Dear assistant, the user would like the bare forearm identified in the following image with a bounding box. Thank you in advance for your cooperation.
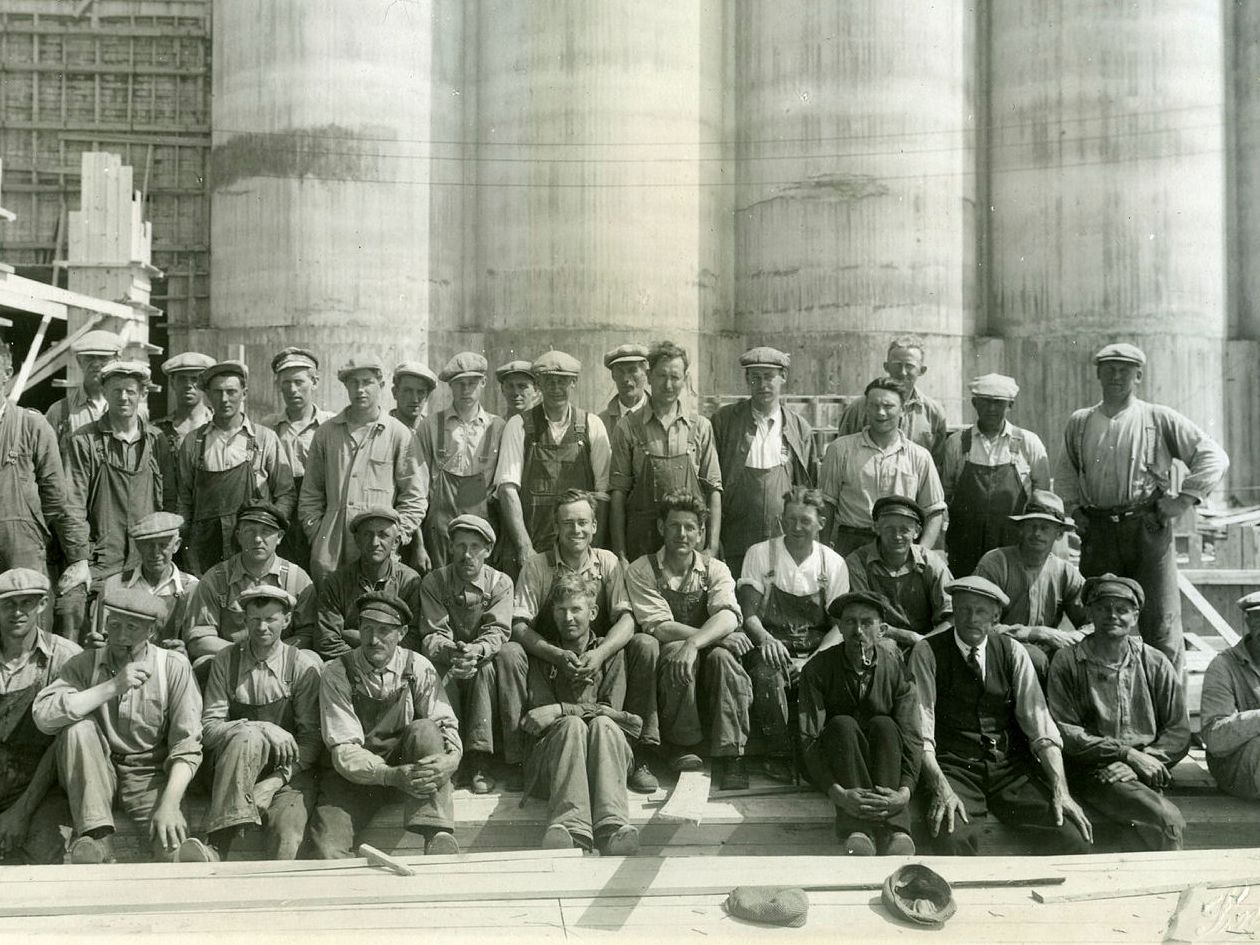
[513,622,568,665]
[706,491,722,551]
[157,762,195,810]
[920,512,943,547]
[1036,744,1070,797]
[500,487,533,552]
[593,615,634,658]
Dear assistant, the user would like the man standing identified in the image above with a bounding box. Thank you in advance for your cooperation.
[177,361,295,576]
[44,329,123,445]
[1199,592,1260,799]
[299,356,428,583]
[185,585,324,862]
[154,352,215,456]
[623,491,750,789]
[940,374,1050,577]
[610,341,722,563]
[34,584,202,863]
[495,360,537,421]
[390,362,438,433]
[316,508,423,660]
[310,592,461,857]
[820,378,946,555]
[417,352,506,571]
[909,575,1093,856]
[1054,343,1229,676]
[712,347,817,580]
[261,347,334,574]
[834,336,949,462]
[1048,574,1188,851]
[494,351,612,559]
[597,344,649,435]
[0,569,79,864]
[798,590,921,856]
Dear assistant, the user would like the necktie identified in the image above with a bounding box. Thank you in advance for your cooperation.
[967,645,983,682]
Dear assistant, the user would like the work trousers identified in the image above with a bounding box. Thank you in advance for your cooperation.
[658,644,751,757]
[1207,737,1260,800]
[205,726,319,859]
[745,649,804,757]
[804,715,911,838]
[437,659,497,756]
[526,714,634,846]
[1069,769,1184,851]
[0,788,72,865]
[308,719,454,859]
[1080,513,1183,677]
[497,634,661,764]
[55,720,182,861]
[922,752,1093,856]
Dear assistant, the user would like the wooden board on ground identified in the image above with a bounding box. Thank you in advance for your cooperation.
[656,769,711,825]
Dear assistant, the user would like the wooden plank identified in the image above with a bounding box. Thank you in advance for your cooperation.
[656,770,711,825]
[1181,570,1260,586]
[1032,876,1260,905]
[8,311,53,402]
[0,268,141,321]
[1179,573,1242,646]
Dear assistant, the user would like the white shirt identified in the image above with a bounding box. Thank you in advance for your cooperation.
[493,406,611,493]
[746,406,785,470]
[737,537,850,605]
[954,630,988,680]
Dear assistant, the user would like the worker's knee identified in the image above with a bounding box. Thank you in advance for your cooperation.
[399,719,444,758]
[495,641,528,675]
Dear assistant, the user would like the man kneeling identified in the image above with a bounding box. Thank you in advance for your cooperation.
[311,592,460,857]
[181,586,324,861]
[522,573,641,855]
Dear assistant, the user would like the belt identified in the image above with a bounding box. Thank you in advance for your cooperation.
[1082,501,1156,524]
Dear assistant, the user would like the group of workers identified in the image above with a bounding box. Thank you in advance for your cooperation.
[1,325,1258,868]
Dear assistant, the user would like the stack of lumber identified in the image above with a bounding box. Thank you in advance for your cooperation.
[4,848,1260,943]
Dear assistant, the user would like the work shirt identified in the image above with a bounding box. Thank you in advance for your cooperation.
[1200,640,1260,758]
[624,549,741,634]
[418,563,513,662]
[185,553,316,660]
[974,546,1088,629]
[201,640,324,775]
[798,642,923,790]
[175,415,297,524]
[745,406,785,469]
[940,421,1050,499]
[388,407,426,434]
[835,388,949,463]
[33,643,203,774]
[154,403,212,453]
[261,405,335,480]
[608,402,722,495]
[845,542,952,628]
[44,388,107,444]
[1054,398,1229,511]
[93,564,199,642]
[423,407,491,477]
[819,430,946,530]
[316,558,424,659]
[492,406,612,494]
[524,637,642,740]
[0,401,90,560]
[514,547,632,627]
[598,393,647,437]
[1047,636,1189,769]
[908,631,1061,755]
[0,630,80,697]
[318,646,461,783]
[738,537,849,604]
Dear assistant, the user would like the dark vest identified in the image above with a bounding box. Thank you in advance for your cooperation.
[927,630,1029,764]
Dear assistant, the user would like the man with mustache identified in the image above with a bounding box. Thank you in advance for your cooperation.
[597,344,649,436]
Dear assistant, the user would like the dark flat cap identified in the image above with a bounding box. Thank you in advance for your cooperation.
[236,502,287,533]
[872,496,925,527]
[357,591,413,627]
[1082,573,1144,609]
[827,590,891,622]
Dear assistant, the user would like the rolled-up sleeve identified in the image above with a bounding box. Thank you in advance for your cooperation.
[704,558,741,621]
[736,542,771,593]
[163,656,204,776]
[1160,408,1229,503]
[695,419,722,493]
[492,415,526,492]
[200,649,241,753]
[624,557,675,634]
[320,659,389,785]
[32,652,96,734]
[908,640,938,751]
[913,449,947,515]
[184,569,227,660]
[587,414,611,494]
[604,558,634,621]
[1010,642,1061,753]
[512,553,548,625]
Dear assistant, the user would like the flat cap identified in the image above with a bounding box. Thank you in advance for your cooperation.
[238,585,297,611]
[392,361,438,389]
[99,359,152,387]
[739,346,791,371]
[129,511,185,541]
[1238,590,1260,613]
[448,513,496,545]
[349,506,401,532]
[872,495,925,527]
[827,590,891,622]
[200,360,249,388]
[0,568,50,600]
[72,330,124,356]
[161,352,216,376]
[495,359,535,383]
[1093,343,1146,367]
[100,584,167,622]
[969,373,1019,400]
[236,502,287,533]
[1082,573,1145,609]
[946,575,1011,608]
[271,346,319,374]
[337,355,385,381]
[603,344,649,369]
[357,591,413,627]
[532,350,581,377]
[1009,490,1075,529]
[439,352,488,384]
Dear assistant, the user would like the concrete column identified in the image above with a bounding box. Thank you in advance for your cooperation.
[988,1,1227,468]
[733,1,978,419]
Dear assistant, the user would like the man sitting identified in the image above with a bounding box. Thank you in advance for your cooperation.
[522,573,642,855]
[1199,591,1260,799]
[0,569,80,864]
[909,575,1093,856]
[624,490,750,789]
[316,508,423,660]
[181,586,324,862]
[798,591,921,856]
[418,514,513,794]
[33,585,202,863]
[1047,574,1188,851]
[310,593,460,857]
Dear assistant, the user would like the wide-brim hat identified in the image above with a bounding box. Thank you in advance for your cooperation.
[1008,490,1076,530]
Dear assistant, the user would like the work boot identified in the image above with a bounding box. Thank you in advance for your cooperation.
[68,834,115,865]
[175,837,221,863]
[665,744,704,773]
[424,831,460,856]
[468,753,496,795]
[843,831,877,856]
[598,824,640,857]
[716,756,749,791]
[628,751,660,794]
[504,763,525,793]
[541,824,574,849]
[881,830,916,856]
[761,756,796,784]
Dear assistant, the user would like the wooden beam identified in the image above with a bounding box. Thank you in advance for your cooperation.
[1179,573,1242,646]
[9,312,53,402]
[1032,875,1260,905]
[657,770,711,825]
[0,269,140,321]
[1180,569,1260,586]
